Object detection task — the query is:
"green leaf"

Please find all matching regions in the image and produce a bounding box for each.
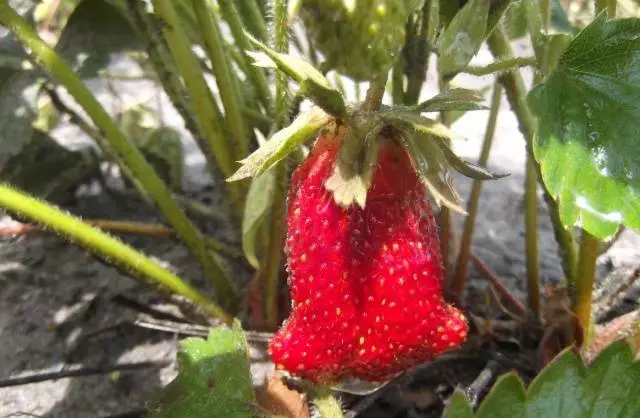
[415,88,488,113]
[147,320,255,418]
[0,68,37,167]
[438,0,490,76]
[242,169,276,268]
[399,129,466,214]
[443,390,473,418]
[246,35,346,118]
[550,0,573,34]
[139,127,184,192]
[1,128,98,203]
[528,15,640,239]
[432,139,509,180]
[227,107,331,181]
[55,0,140,79]
[444,341,640,418]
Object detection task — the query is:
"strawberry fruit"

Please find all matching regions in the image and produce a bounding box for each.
[268,129,468,383]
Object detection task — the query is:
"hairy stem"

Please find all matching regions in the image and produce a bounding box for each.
[0,184,233,324]
[264,0,289,330]
[363,74,388,112]
[462,57,537,76]
[451,81,502,302]
[0,3,239,310]
[193,0,248,160]
[486,27,582,318]
[151,0,237,183]
[218,0,272,112]
[314,388,344,418]
[575,232,599,343]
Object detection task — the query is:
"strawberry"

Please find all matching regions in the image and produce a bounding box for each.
[268,129,467,383]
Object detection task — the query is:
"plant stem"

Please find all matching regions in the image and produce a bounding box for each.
[486,27,553,318]
[0,3,239,310]
[596,0,616,15]
[524,158,541,318]
[363,74,388,112]
[151,0,236,181]
[236,0,269,42]
[218,0,272,112]
[314,387,344,418]
[574,232,599,342]
[0,184,233,325]
[461,57,537,76]
[0,219,241,259]
[263,0,289,330]
[438,74,453,288]
[451,81,502,303]
[192,0,248,160]
[124,0,206,159]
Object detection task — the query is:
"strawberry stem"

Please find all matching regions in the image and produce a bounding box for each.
[313,387,344,418]
[362,74,388,111]
[451,81,502,302]
[574,232,599,345]
[263,0,290,330]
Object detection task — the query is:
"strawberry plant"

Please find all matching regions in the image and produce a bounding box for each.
[1,0,640,417]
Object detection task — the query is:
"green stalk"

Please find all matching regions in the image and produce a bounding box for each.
[451,81,502,302]
[523,158,541,318]
[596,0,616,15]
[0,3,238,310]
[192,0,248,159]
[151,0,236,180]
[574,232,599,342]
[438,74,453,284]
[263,0,289,330]
[313,388,344,418]
[0,184,233,325]
[462,57,537,76]
[391,59,405,105]
[486,27,569,318]
[236,0,269,42]
[218,0,272,111]
[124,0,205,159]
[363,75,388,111]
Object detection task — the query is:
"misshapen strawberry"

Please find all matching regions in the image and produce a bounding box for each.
[269,129,468,383]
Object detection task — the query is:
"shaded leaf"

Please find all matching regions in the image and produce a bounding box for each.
[400,130,466,214]
[1,128,98,203]
[550,0,573,34]
[528,15,640,239]
[433,139,509,180]
[147,320,255,418]
[415,88,488,113]
[443,341,640,418]
[438,0,490,76]
[140,127,184,192]
[0,68,37,167]
[242,169,276,268]
[227,107,331,181]
[55,0,140,79]
[443,390,473,418]
[246,35,346,118]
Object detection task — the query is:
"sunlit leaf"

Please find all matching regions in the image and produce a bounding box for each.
[415,88,488,113]
[147,320,255,418]
[438,0,490,76]
[246,35,346,118]
[227,107,331,181]
[528,14,640,239]
[444,341,640,417]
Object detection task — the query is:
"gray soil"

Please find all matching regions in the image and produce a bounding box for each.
[2,44,639,417]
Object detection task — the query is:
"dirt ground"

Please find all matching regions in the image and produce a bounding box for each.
[1,45,640,417]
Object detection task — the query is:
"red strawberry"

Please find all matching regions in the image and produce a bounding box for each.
[269,130,468,383]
